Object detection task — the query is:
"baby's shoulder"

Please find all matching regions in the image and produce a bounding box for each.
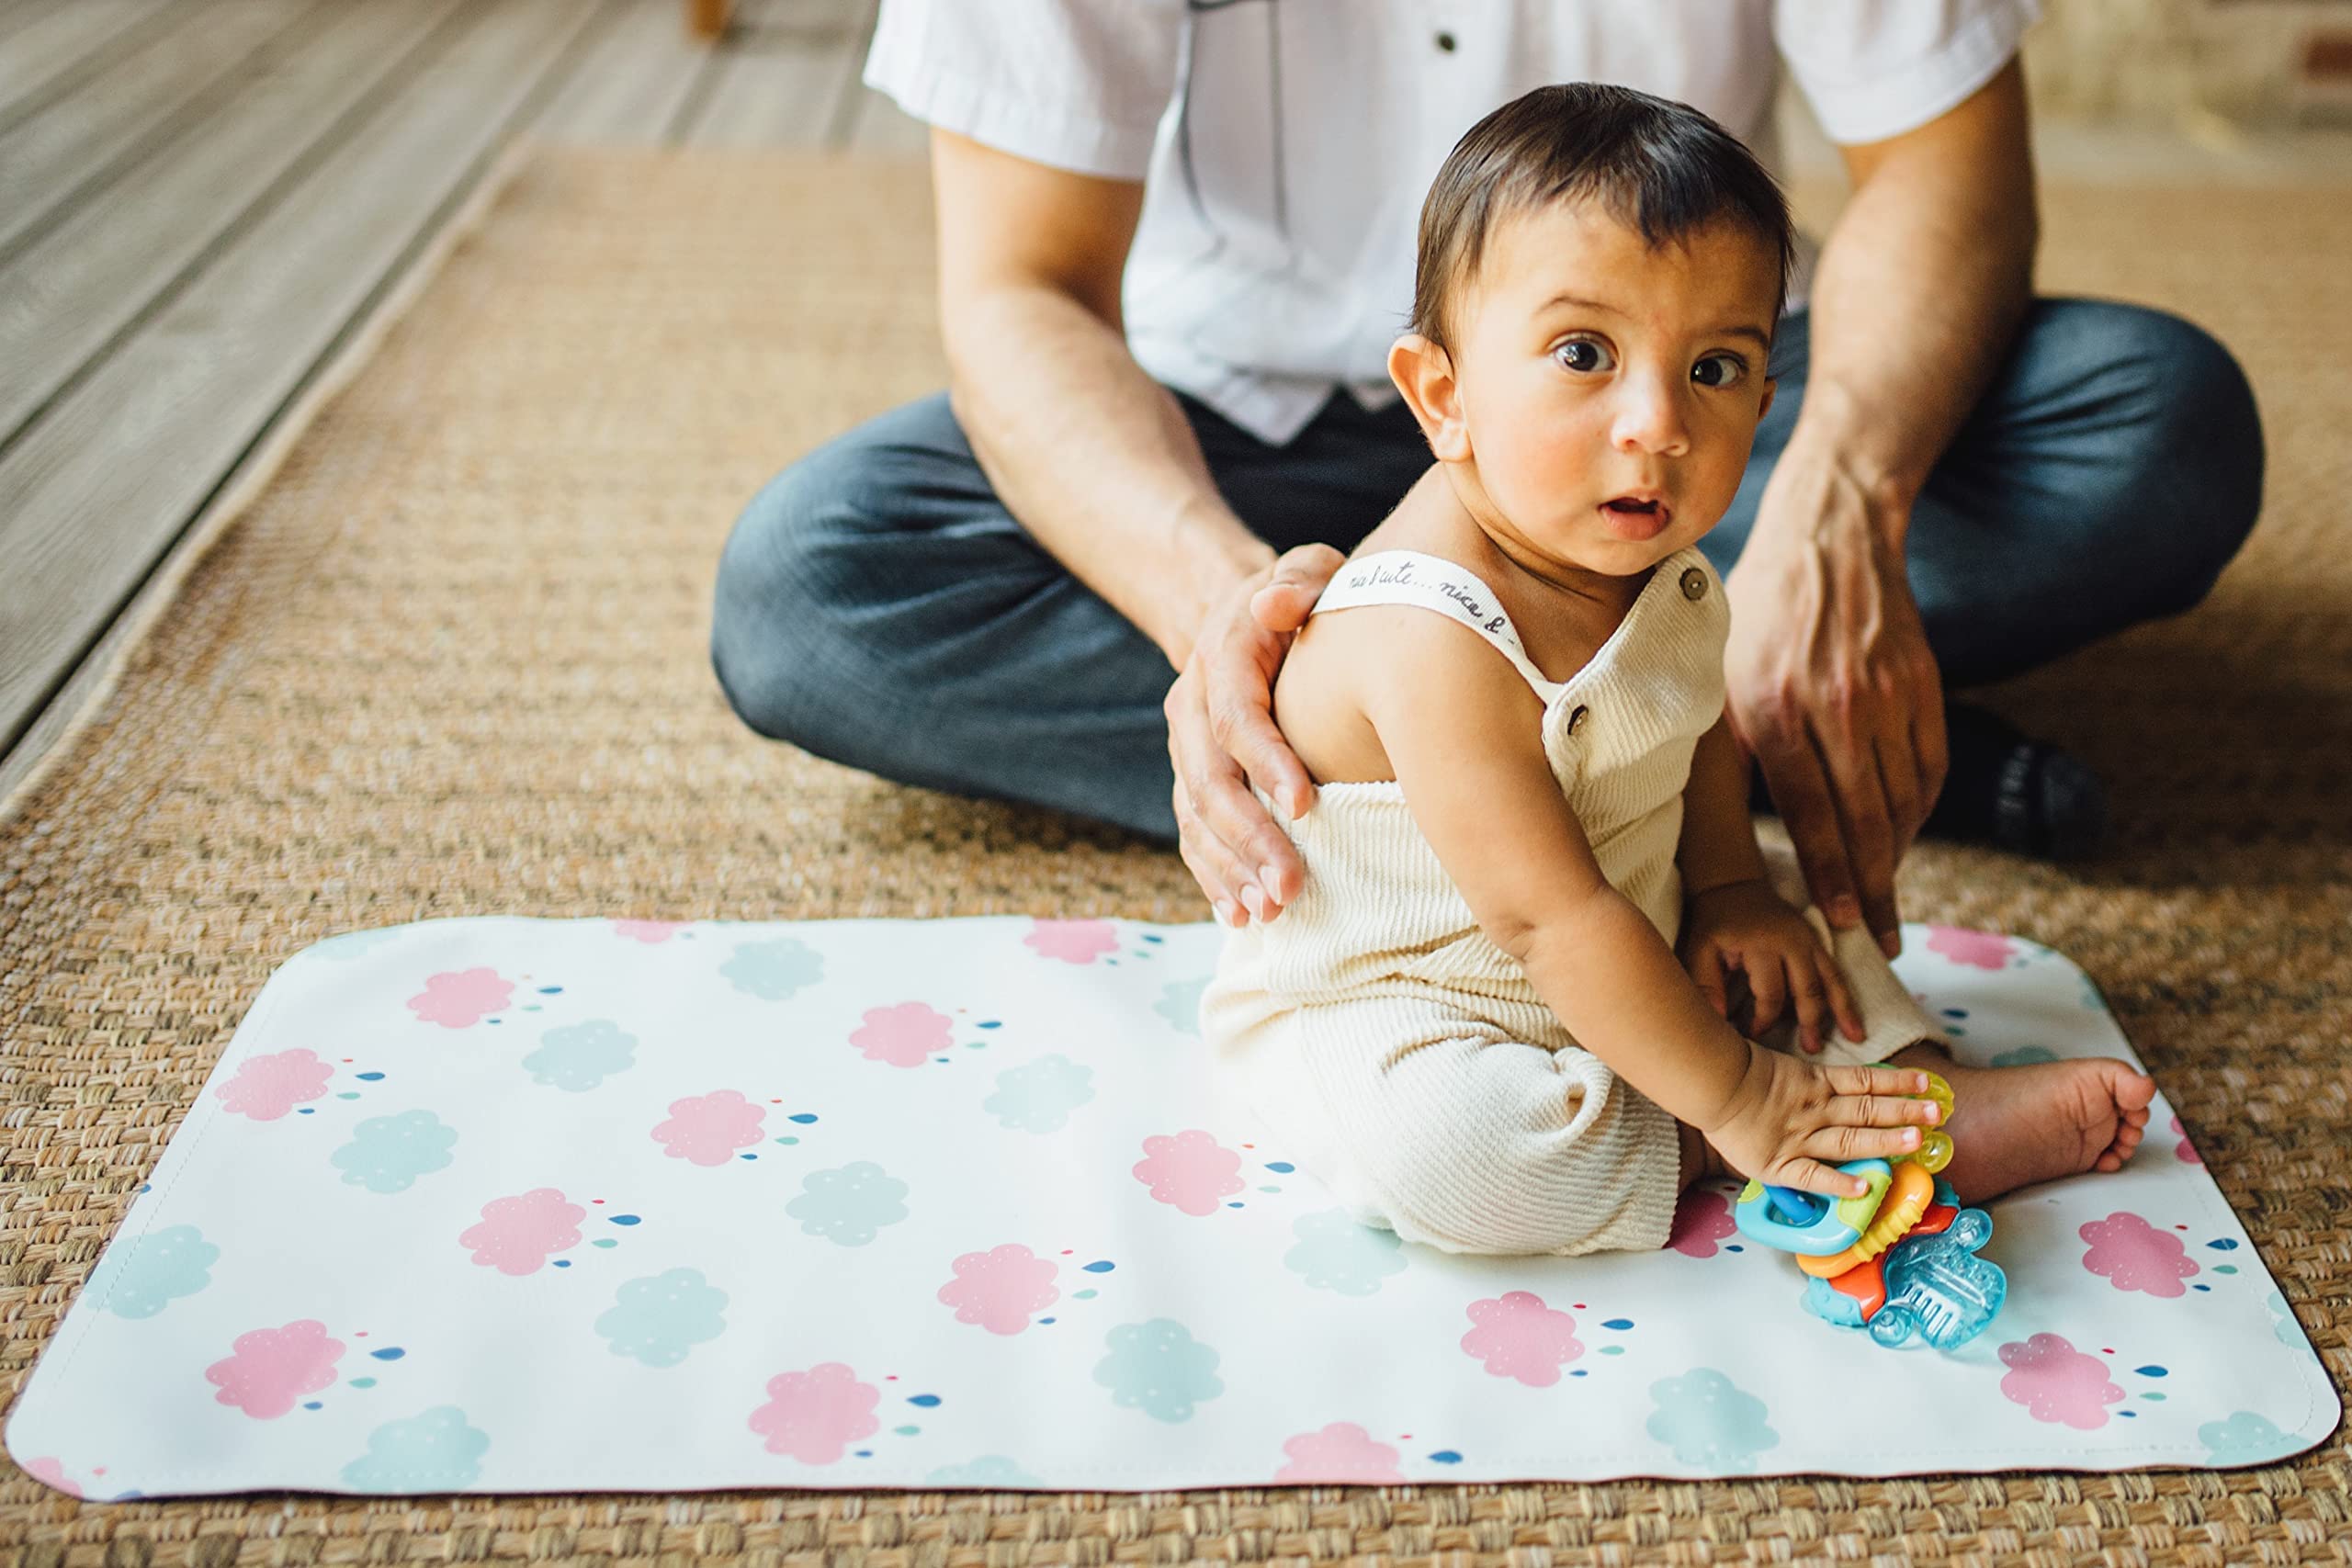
[1275,592,1550,786]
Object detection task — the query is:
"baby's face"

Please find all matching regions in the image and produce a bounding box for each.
[1444,200,1781,577]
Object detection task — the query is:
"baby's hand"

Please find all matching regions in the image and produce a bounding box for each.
[1679,877,1863,1054]
[1702,1047,1939,1199]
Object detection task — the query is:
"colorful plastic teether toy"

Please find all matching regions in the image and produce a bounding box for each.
[1730,1066,2007,1350]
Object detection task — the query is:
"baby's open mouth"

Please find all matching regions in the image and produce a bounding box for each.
[1602,496,1661,515]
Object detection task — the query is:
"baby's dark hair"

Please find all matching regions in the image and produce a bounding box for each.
[1409,83,1794,352]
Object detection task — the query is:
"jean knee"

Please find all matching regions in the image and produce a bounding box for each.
[2109,309,2267,615]
[709,446,876,748]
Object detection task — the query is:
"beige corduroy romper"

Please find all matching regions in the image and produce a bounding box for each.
[1198,546,1937,1257]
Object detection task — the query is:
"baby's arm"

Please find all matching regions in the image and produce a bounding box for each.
[1358,616,1929,1197]
[1676,712,1864,1051]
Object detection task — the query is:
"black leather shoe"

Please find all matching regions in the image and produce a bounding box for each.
[1920,701,2109,860]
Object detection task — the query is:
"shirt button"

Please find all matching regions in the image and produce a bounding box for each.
[1566,705,1590,737]
[1434,30,1457,52]
[1680,567,1707,602]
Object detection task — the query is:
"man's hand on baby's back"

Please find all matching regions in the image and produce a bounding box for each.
[1168,543,1346,927]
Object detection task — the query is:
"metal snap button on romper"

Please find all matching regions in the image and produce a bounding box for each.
[1679,567,1707,601]
[1566,705,1590,737]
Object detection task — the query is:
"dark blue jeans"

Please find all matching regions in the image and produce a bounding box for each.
[711,299,2263,841]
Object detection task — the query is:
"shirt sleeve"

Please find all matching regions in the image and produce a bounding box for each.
[863,0,1185,180]
[1773,0,2041,146]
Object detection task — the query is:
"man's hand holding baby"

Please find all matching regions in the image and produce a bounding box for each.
[1701,1053,1939,1200]
[1678,876,1865,1055]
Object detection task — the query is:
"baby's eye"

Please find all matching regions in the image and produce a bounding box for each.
[1554,339,1614,374]
[1692,353,1748,389]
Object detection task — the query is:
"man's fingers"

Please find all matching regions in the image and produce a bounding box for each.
[1818,718,1902,956]
[1170,780,1247,927]
[1203,627,1315,827]
[1754,727,1863,934]
[1250,544,1345,633]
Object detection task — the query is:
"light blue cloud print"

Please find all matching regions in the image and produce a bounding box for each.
[305,926,405,963]
[721,938,824,1001]
[1284,1210,1408,1296]
[1647,1369,1780,1472]
[1989,1044,2059,1066]
[2267,1291,2316,1353]
[594,1268,729,1368]
[524,1019,638,1092]
[1094,1319,1223,1423]
[927,1455,1045,1487]
[83,1224,219,1319]
[786,1161,909,1246]
[341,1406,491,1492]
[2199,1411,2305,1465]
[985,1055,1095,1133]
[331,1110,458,1194]
[1153,977,1207,1036]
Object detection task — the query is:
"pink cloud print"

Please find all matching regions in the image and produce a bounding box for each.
[1462,1292,1584,1386]
[459,1188,587,1276]
[1023,919,1119,964]
[612,919,685,944]
[215,1048,334,1121]
[2079,1212,2200,1297]
[1998,1332,2123,1429]
[206,1320,346,1418]
[653,1089,767,1166]
[748,1362,880,1464]
[1275,1422,1406,1483]
[852,1003,953,1068]
[937,1243,1059,1334]
[407,968,514,1028]
[1132,1129,1246,1215]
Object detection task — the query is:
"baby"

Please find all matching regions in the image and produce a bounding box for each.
[1199,84,2155,1256]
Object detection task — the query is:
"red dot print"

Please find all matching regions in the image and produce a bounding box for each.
[771,1099,782,1104]
[2102,1348,2115,1354]
[342,1058,353,1064]
[1242,1143,1255,1149]
[2176,1224,2189,1231]
[1061,1249,1073,1256]
[1573,1303,1587,1310]
[886,1374,898,1382]
[356,1332,369,1338]
[593,1200,605,1205]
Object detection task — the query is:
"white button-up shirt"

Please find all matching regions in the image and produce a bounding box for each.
[866,0,2038,445]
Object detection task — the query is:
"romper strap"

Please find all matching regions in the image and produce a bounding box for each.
[1312,550,1566,703]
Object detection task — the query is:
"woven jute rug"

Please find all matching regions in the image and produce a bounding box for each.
[2,141,2347,1564]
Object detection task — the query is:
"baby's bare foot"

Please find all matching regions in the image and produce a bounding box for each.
[1888,1043,2156,1205]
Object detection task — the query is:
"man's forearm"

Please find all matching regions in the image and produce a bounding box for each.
[1784,62,2039,544]
[944,284,1274,666]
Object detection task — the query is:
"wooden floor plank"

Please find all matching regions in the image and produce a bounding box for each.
[0,0,175,127]
[0,0,618,755]
[0,0,323,259]
[0,0,468,447]
[530,0,714,144]
[679,0,867,148]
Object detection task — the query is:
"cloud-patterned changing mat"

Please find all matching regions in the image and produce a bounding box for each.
[6,917,2336,1498]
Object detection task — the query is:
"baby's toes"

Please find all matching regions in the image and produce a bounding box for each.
[2109,1063,2158,1113]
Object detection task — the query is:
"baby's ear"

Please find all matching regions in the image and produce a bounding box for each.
[1388,333,1471,463]
[1758,376,1777,424]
